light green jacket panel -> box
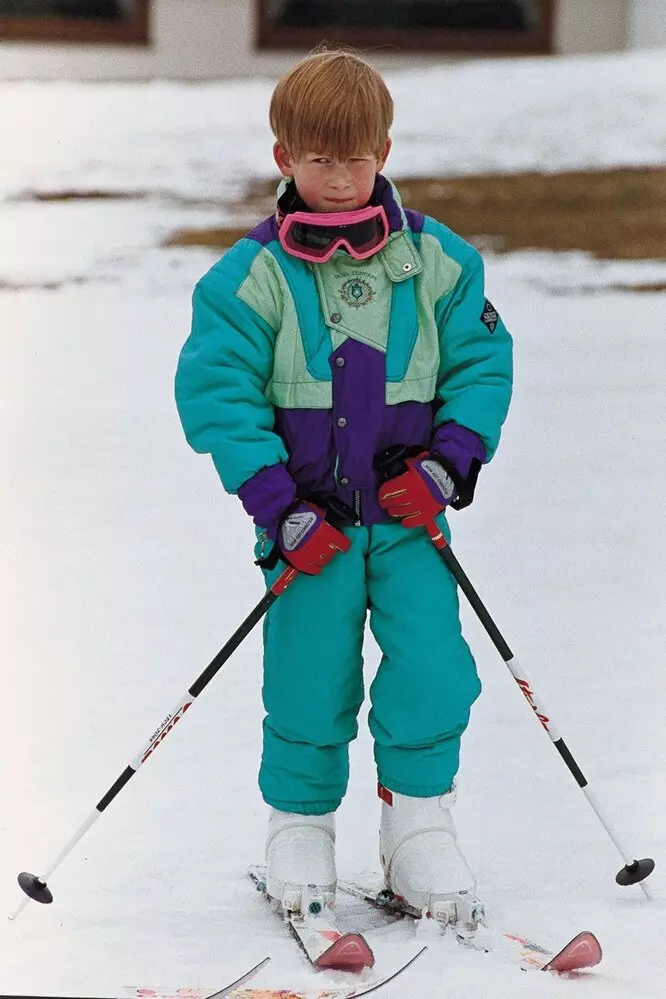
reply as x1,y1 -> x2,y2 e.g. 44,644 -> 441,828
174,238 -> 288,495
426,220 -> 513,460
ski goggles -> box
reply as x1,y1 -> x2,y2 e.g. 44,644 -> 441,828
278,204 -> 390,263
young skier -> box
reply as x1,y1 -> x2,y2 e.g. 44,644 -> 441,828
175,49 -> 513,922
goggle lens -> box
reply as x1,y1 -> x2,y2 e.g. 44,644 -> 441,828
279,206 -> 389,263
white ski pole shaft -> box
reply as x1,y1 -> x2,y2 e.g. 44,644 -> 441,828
423,519 -> 654,895
10,565 -> 299,919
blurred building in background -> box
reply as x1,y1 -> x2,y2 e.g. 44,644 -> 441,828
0,0 -> 664,79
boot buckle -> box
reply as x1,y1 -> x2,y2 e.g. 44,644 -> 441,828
427,891 -> 485,937
429,899 -> 457,925
281,883 -> 334,920
453,891 -> 486,939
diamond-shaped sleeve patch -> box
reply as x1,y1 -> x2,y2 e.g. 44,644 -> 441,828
481,299 -> 499,333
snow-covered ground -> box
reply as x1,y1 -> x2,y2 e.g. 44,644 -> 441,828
0,49 -> 664,999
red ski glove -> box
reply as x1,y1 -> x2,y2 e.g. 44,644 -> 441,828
378,451 -> 458,528
278,501 -> 351,575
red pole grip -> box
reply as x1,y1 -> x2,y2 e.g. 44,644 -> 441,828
425,519 -> 448,551
270,565 -> 299,596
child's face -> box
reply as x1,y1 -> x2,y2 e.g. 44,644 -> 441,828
273,140 -> 391,213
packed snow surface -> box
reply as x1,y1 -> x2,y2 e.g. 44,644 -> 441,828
0,48 -> 664,998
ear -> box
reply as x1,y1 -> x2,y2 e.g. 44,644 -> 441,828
273,142 -> 294,177
377,138 -> 392,171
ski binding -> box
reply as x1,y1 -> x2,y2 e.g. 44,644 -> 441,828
249,865 -> 374,973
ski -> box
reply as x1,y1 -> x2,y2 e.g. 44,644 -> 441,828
1,957 -> 271,999
223,944 -> 425,998
248,865 -> 374,972
125,958 -> 271,999
337,876 -> 602,974
2,946 -> 426,999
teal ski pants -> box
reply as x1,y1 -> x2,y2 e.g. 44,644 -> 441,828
257,517 -> 481,815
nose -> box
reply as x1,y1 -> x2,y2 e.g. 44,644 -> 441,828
330,161 -> 354,190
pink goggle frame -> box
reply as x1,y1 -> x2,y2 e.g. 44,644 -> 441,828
278,204 -> 390,264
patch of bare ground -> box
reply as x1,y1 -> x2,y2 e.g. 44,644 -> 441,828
619,284 -> 666,292
164,166 -> 666,285
16,190 -> 133,202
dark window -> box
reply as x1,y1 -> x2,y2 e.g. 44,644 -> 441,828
257,0 -> 554,53
0,0 -> 149,43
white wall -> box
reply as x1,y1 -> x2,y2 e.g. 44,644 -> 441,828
0,0 -> 264,80
630,0 -> 666,47
555,0 -> 630,53
0,0 -> 639,81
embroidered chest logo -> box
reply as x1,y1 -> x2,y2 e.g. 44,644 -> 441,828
339,277 -> 374,309
481,299 -> 499,334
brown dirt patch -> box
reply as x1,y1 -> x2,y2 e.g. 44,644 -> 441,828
164,165 -> 666,263
18,190 -> 134,202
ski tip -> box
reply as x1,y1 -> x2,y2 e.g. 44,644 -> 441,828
315,932 -> 375,972
543,931 -> 603,973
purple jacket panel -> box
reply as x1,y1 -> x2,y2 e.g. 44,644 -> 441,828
277,339 -> 437,526
238,338 -> 474,533
246,214 -> 278,246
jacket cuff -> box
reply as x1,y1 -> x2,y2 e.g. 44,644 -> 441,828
238,463 -> 297,540
430,422 -> 487,480
430,422 -> 487,511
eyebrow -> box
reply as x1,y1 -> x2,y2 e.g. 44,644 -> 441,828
307,153 -> 373,160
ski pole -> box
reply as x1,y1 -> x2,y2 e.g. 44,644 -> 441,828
374,444 -> 655,895
10,563 -> 299,920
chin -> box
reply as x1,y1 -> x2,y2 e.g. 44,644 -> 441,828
322,201 -> 360,212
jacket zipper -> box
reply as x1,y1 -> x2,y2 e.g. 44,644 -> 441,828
354,489 -> 361,527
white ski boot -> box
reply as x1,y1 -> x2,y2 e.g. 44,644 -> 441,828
265,808 -> 337,914
379,785 -> 484,934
